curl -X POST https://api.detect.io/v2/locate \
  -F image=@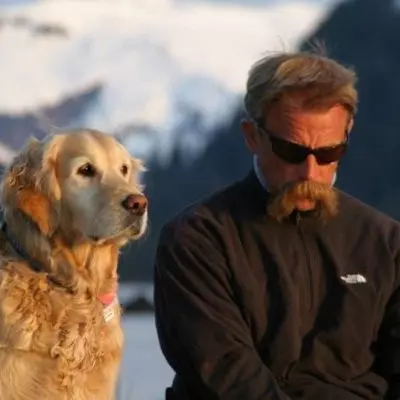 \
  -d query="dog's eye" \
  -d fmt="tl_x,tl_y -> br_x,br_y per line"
120,164 -> 129,176
77,163 -> 96,178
